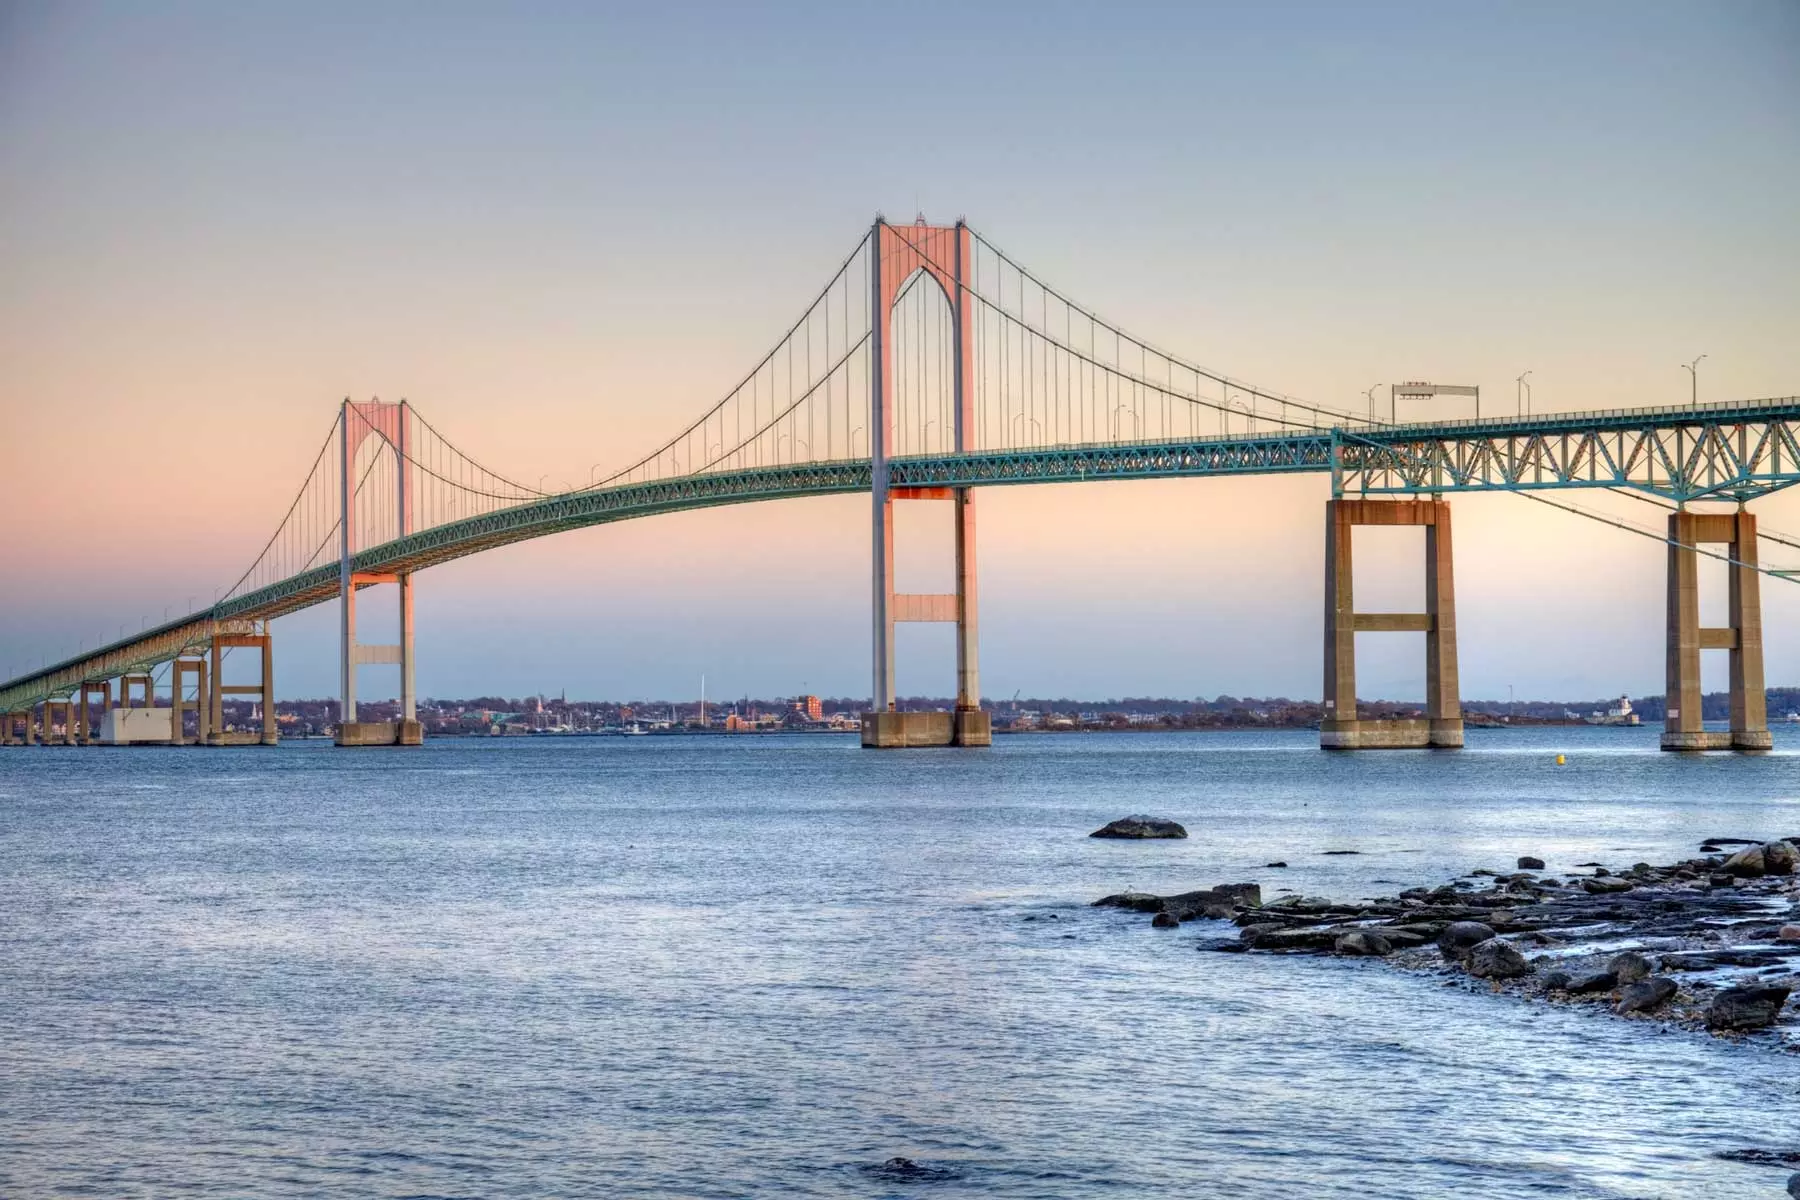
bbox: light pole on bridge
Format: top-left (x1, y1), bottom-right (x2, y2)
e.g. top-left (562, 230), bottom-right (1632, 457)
top-left (1516, 370), bottom-right (1532, 418)
top-left (1364, 384), bottom-right (1383, 425)
top-left (1683, 355), bottom-right (1706, 407)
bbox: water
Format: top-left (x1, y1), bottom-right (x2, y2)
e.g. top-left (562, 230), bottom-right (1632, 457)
top-left (1, 727), bottom-right (1797, 1198)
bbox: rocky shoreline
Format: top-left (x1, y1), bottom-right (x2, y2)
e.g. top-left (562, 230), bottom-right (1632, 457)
top-left (1096, 837), bottom-right (1800, 1044)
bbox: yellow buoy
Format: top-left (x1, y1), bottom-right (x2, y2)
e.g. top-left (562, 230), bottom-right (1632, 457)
top-left (1555, 754), bottom-right (1566, 765)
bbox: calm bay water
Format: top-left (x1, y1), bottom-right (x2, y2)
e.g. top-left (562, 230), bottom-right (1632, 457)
top-left (1, 727), bottom-right (1797, 1198)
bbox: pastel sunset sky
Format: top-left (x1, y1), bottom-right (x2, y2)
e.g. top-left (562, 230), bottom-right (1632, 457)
top-left (2, 1), bottom-right (1797, 704)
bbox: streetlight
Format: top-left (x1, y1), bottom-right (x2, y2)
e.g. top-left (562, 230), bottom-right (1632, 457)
top-left (1364, 384), bottom-right (1382, 425)
top-left (1683, 355), bottom-right (1706, 407)
top-left (1515, 370), bottom-right (1532, 418)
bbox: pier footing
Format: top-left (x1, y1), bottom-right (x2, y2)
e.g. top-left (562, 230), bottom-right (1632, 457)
top-left (861, 709), bottom-right (991, 748)
top-left (335, 719), bottom-right (423, 747)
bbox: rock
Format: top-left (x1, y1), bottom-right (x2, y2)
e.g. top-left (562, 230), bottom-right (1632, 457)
top-left (1321, 849), bottom-right (1361, 855)
top-left (1787, 1172), bottom-right (1800, 1200)
top-left (1090, 815), bottom-right (1187, 839)
top-left (1582, 877), bottom-right (1634, 894)
top-left (1615, 976), bottom-right (1677, 1014)
top-left (1466, 937), bottom-right (1533, 979)
top-left (1709, 874), bottom-right (1737, 889)
top-left (1265, 861), bottom-right (1288, 868)
top-left (1779, 926), bottom-right (1800, 942)
top-left (1765, 840), bottom-right (1797, 876)
top-left (1723, 844), bottom-right (1769, 877)
top-left (1151, 911), bottom-right (1180, 928)
top-left (1541, 969), bottom-right (1573, 991)
top-left (1194, 936), bottom-right (1246, 952)
top-left (1705, 985), bottom-right (1791, 1032)
top-left (1517, 855), bottom-right (1546, 870)
top-left (1334, 931), bottom-right (1392, 957)
top-left (1608, 951), bottom-right (1652, 984)
top-left (1437, 921), bottom-right (1497, 961)
top-left (1092, 891), bottom-right (1164, 912)
top-left (1094, 883), bottom-right (1260, 917)
top-left (1566, 970), bottom-right (1619, 994)
top-left (1244, 926), bottom-right (1343, 951)
top-left (1592, 866), bottom-right (1611, 877)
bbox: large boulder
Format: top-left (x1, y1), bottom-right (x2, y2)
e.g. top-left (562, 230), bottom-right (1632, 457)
top-left (1615, 976), bottom-right (1677, 1014)
top-left (1466, 937), bottom-right (1533, 979)
top-left (1437, 921), bottom-right (1497, 961)
top-left (1090, 815), bottom-right (1187, 839)
top-left (1765, 840), bottom-right (1797, 876)
top-left (1517, 855), bottom-right (1546, 870)
top-left (1723, 844), bottom-right (1769, 877)
top-left (1705, 985), bottom-right (1791, 1032)
top-left (1566, 970), bottom-right (1618, 994)
top-left (1334, 931), bottom-right (1392, 957)
top-left (1608, 951), bottom-right (1651, 984)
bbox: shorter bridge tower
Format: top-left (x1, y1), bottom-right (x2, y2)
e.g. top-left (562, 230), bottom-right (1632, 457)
top-left (1663, 508), bottom-right (1770, 751)
top-left (1320, 497), bottom-right (1463, 749)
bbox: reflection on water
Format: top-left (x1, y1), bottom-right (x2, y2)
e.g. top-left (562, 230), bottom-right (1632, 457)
top-left (0, 727), bottom-right (1796, 1198)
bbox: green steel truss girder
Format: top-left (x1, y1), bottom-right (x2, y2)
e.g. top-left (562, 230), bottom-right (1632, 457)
top-left (4, 397), bottom-right (1798, 713)
top-left (1339, 405), bottom-right (1800, 502)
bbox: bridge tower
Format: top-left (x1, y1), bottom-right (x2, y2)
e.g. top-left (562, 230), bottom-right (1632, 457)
top-left (1663, 508), bottom-right (1770, 751)
top-left (335, 399), bottom-right (422, 747)
top-left (1319, 497), bottom-right (1463, 749)
top-left (861, 218), bottom-right (991, 748)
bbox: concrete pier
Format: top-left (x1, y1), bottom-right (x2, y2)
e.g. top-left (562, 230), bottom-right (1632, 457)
top-left (78, 681), bottom-right (111, 745)
top-left (171, 658), bottom-right (208, 745)
top-left (1320, 497), bottom-right (1462, 750)
top-left (207, 632), bottom-right (278, 745)
top-left (1663, 509), bottom-right (1769, 751)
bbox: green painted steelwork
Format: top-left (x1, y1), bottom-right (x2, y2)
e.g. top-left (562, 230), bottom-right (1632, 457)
top-left (4, 396), bottom-right (1798, 713)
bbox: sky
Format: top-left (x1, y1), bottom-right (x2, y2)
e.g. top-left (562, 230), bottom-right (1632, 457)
top-left (2, 1), bottom-right (1798, 704)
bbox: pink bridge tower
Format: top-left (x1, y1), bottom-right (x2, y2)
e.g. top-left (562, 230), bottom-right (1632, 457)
top-left (861, 218), bottom-right (991, 748)
top-left (336, 398), bottom-right (422, 746)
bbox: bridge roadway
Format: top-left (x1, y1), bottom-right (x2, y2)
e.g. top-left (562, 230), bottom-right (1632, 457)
top-left (3, 396), bottom-right (1798, 720)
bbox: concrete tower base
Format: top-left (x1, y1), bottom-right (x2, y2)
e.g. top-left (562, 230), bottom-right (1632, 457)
top-left (861, 709), bottom-right (991, 748)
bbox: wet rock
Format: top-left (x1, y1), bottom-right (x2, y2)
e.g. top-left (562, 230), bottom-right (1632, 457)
top-left (1517, 855), bottom-right (1546, 870)
top-left (1151, 911), bottom-right (1180, 929)
top-left (1334, 930), bottom-right (1392, 957)
top-left (1090, 815), bottom-right (1187, 839)
top-left (1194, 936), bottom-right (1247, 953)
top-left (1321, 849), bottom-right (1361, 855)
top-left (1582, 877), bottom-right (1634, 894)
top-left (1787, 1172), bottom-right (1800, 1200)
top-left (1702, 837), bottom-right (1760, 849)
top-left (1608, 951), bottom-right (1651, 984)
top-left (1467, 937), bottom-right (1533, 979)
top-left (1766, 840), bottom-right (1797, 876)
top-left (1779, 926), bottom-right (1800, 942)
top-left (1705, 985), bottom-right (1791, 1032)
top-left (1566, 970), bottom-right (1619, 994)
top-left (1437, 921), bottom-right (1497, 961)
top-left (1615, 976), bottom-right (1677, 1014)
top-left (1723, 844), bottom-right (1769, 877)
top-left (1092, 891), bottom-right (1164, 912)
top-left (1265, 861), bottom-right (1288, 868)
top-left (1542, 969), bottom-right (1573, 991)
top-left (1245, 926), bottom-right (1343, 951)
top-left (1708, 874), bottom-right (1737, 889)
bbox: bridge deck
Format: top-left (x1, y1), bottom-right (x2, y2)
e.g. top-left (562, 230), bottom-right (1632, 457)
top-left (4, 396), bottom-right (1797, 712)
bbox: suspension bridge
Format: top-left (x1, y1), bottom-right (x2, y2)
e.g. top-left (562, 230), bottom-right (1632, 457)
top-left (3, 218), bottom-right (1798, 752)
